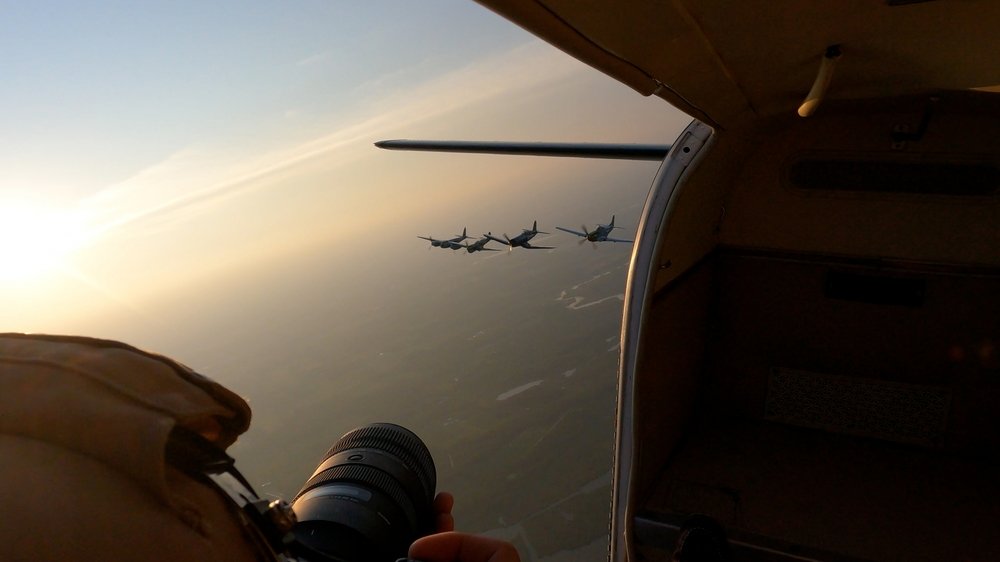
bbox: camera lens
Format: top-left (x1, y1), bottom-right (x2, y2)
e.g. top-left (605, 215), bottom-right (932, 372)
top-left (289, 423), bottom-right (436, 562)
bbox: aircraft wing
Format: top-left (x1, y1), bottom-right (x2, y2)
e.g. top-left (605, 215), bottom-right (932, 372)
top-left (555, 226), bottom-right (588, 238)
top-left (375, 140), bottom-right (669, 161)
top-left (521, 242), bottom-right (555, 250)
top-left (603, 237), bottom-right (634, 243)
top-left (416, 236), bottom-right (436, 242)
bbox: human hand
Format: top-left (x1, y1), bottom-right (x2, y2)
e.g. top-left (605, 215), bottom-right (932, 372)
top-left (433, 492), bottom-right (455, 533)
top-left (409, 532), bottom-right (520, 562)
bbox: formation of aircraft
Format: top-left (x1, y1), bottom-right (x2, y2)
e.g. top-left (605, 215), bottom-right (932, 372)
top-left (419, 219), bottom-right (632, 252)
top-left (416, 228), bottom-right (470, 250)
top-left (555, 215), bottom-right (634, 244)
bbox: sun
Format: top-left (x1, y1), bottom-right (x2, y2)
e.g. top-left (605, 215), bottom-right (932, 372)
top-left (0, 201), bottom-right (89, 284)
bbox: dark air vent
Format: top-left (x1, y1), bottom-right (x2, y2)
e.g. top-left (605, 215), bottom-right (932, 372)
top-left (789, 159), bottom-right (1000, 196)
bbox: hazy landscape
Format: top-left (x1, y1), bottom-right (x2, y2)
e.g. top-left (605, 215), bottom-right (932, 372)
top-left (71, 154), bottom-right (666, 561)
top-left (261, 177), bottom-right (646, 561)
top-left (223, 233), bottom-right (631, 560)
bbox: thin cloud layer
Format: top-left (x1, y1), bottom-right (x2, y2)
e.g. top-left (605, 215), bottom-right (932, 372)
top-left (82, 41), bottom-right (586, 245)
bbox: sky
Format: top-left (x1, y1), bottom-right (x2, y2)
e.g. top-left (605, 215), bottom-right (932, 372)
top-left (0, 1), bottom-right (689, 336)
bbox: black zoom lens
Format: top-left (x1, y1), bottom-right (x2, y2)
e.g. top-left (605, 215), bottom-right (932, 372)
top-left (289, 423), bottom-right (437, 562)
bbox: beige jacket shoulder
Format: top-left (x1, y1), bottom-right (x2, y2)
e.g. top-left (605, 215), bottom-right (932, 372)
top-left (0, 334), bottom-right (263, 562)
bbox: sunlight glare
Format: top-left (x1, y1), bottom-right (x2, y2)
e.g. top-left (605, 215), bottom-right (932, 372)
top-left (0, 201), bottom-right (89, 284)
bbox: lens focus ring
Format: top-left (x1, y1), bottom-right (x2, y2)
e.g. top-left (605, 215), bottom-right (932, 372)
top-left (325, 424), bottom-right (436, 501)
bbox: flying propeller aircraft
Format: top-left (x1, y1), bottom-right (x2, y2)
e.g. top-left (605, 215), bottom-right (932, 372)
top-left (416, 227), bottom-right (470, 250)
top-left (484, 220), bottom-right (554, 250)
top-left (556, 215), bottom-right (633, 244)
top-left (462, 234), bottom-right (500, 253)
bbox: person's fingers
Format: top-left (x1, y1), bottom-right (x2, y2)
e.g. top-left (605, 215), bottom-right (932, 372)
top-left (436, 511), bottom-right (455, 533)
top-left (433, 492), bottom-right (455, 514)
top-left (409, 532), bottom-right (520, 562)
top-left (433, 492), bottom-right (455, 532)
